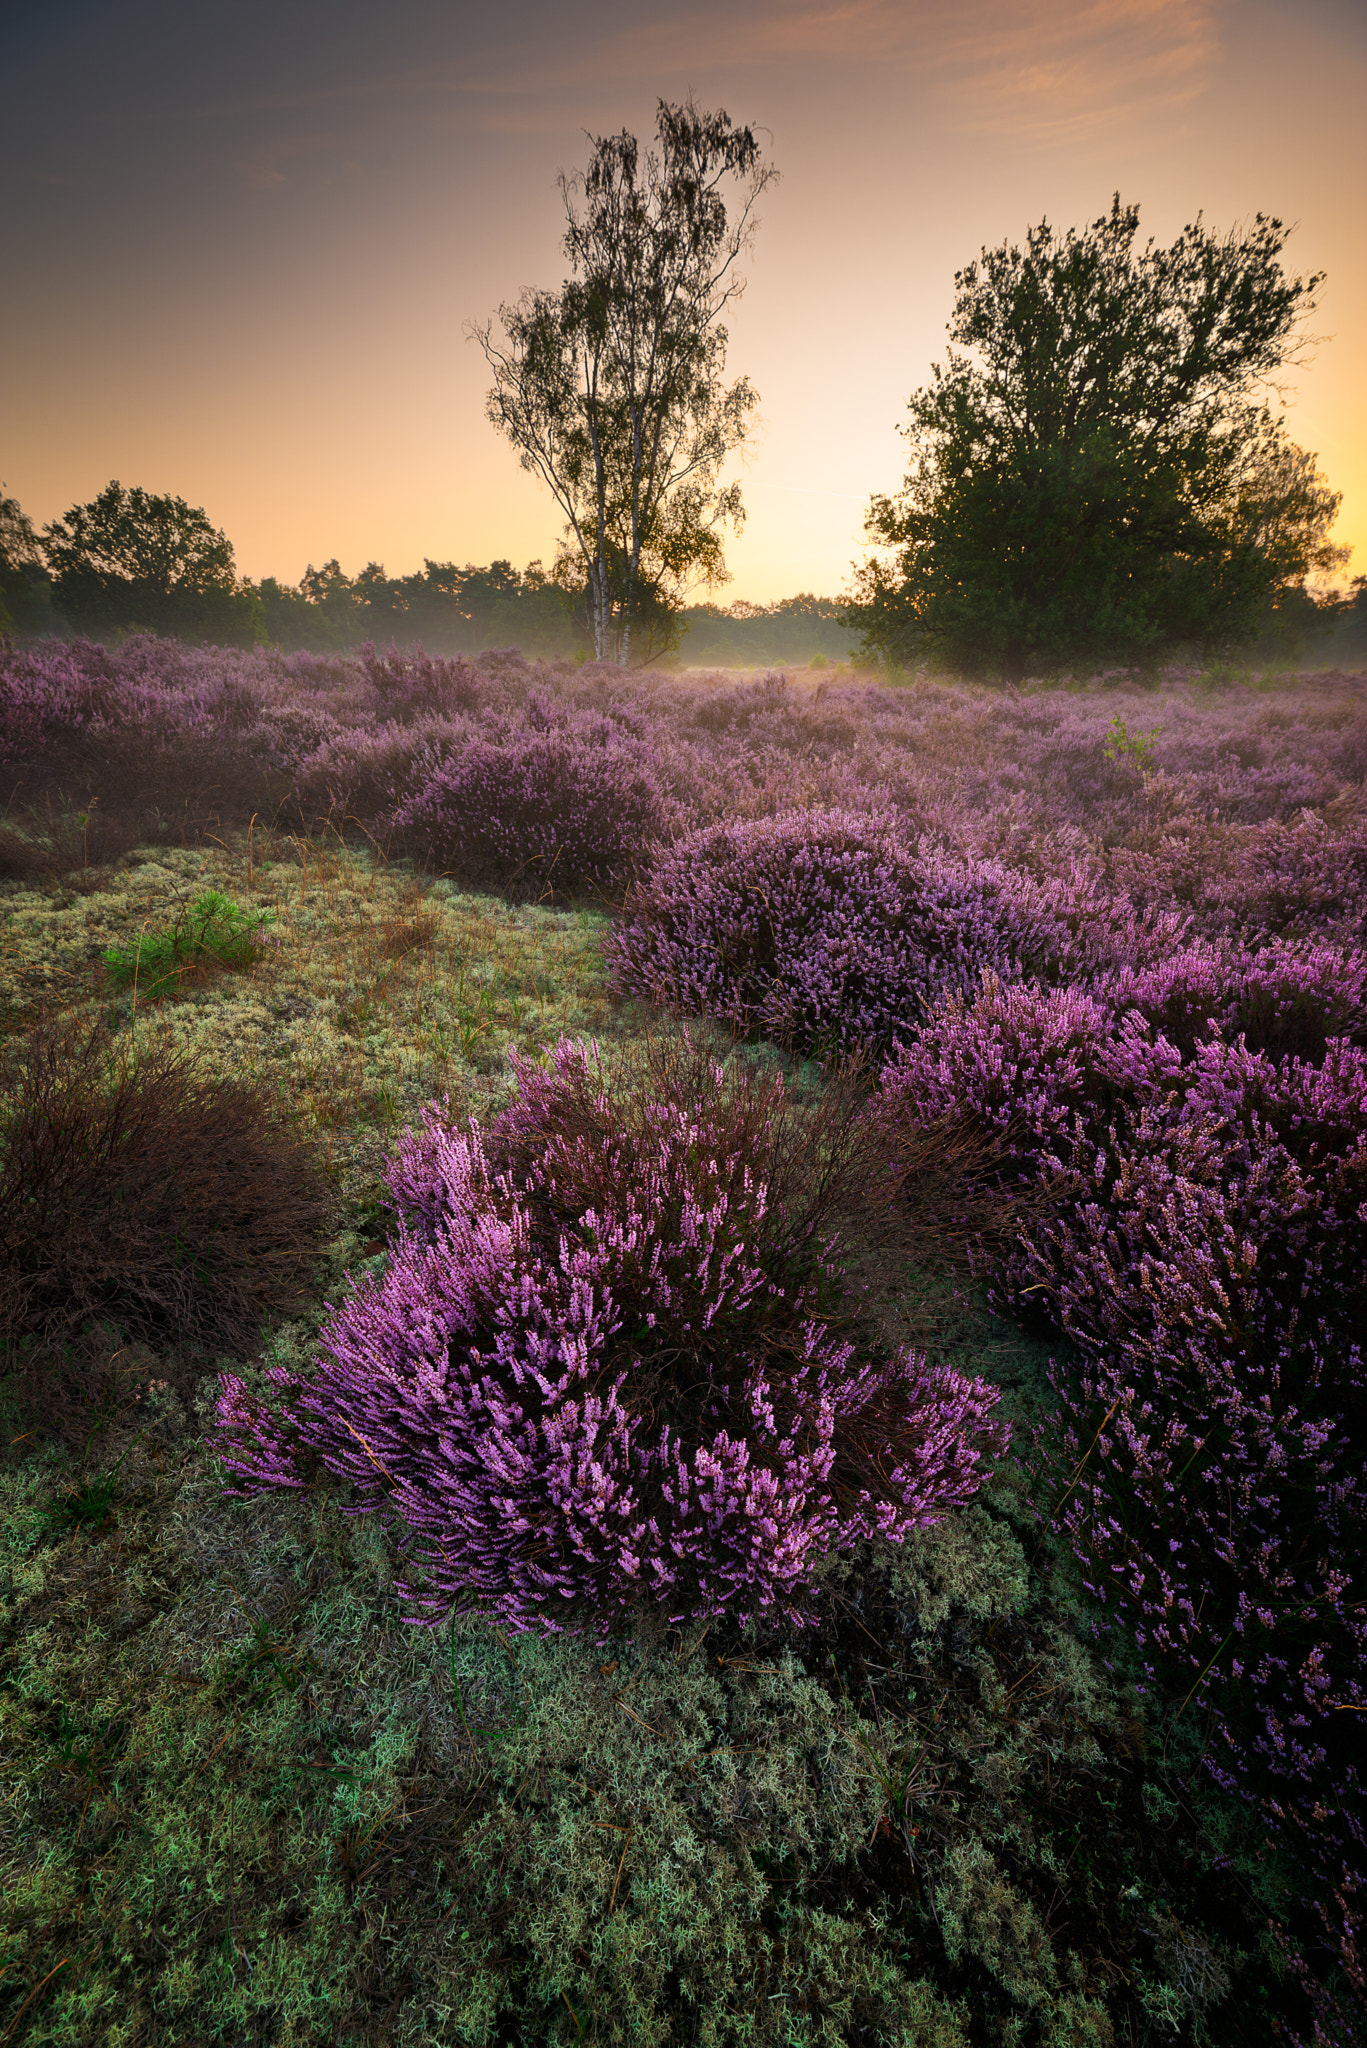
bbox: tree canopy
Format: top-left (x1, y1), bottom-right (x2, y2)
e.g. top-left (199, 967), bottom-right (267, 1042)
top-left (41, 481), bottom-right (263, 645)
top-left (847, 198), bottom-right (1347, 678)
top-left (0, 487), bottom-right (61, 637)
top-left (475, 98), bottom-right (776, 664)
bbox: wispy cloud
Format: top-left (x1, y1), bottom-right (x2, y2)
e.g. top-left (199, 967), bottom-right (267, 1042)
top-left (939, 0), bottom-right (1220, 143)
top-left (49, 0), bottom-right (1226, 192)
top-left (459, 0), bottom-right (1218, 127)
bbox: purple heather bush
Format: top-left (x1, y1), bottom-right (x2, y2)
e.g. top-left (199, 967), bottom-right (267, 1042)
top-left (394, 711), bottom-right (671, 895)
top-left (5, 636), bottom-right (1366, 921)
top-left (292, 712), bottom-right (472, 837)
top-left (356, 640), bottom-right (488, 722)
top-left (880, 961), bottom-right (1367, 1916)
top-left (607, 806), bottom-right (1103, 1057)
top-left (216, 1036), bottom-right (1008, 1634)
top-left (881, 937), bottom-right (1367, 1154)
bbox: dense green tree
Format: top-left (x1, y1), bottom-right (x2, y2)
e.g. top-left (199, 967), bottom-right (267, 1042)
top-left (42, 481), bottom-right (263, 645)
top-left (475, 98), bottom-right (776, 664)
top-left (847, 198), bottom-right (1344, 678)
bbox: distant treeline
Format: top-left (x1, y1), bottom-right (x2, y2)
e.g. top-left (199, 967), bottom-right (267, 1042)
top-left (2, 479), bottom-right (1358, 670)
top-left (256, 559), bottom-right (859, 665)
top-left (0, 480), bottom-right (860, 666)
top-left (259, 558), bottom-right (577, 657)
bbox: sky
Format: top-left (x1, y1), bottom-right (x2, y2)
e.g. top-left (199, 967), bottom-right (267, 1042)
top-left (3, 0), bottom-right (1364, 606)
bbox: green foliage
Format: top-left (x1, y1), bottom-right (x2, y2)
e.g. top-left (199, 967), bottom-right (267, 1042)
top-left (1100, 715), bottom-right (1159, 772)
top-left (41, 480), bottom-right (264, 646)
top-left (848, 197), bottom-right (1344, 678)
top-left (102, 888), bottom-right (276, 1000)
top-left (32, 1443), bottom-right (132, 1536)
top-left (4, 1357), bottom-right (1301, 2046)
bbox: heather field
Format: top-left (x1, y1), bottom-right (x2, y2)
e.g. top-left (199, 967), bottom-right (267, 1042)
top-left (1, 636), bottom-right (1365, 2047)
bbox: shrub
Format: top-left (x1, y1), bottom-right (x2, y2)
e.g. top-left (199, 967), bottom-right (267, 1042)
top-left (290, 713), bottom-right (469, 836)
top-left (1109, 806), bottom-right (1367, 944)
top-left (0, 1012), bottom-right (336, 1443)
top-left (394, 715), bottom-right (669, 896)
top-left (881, 939), bottom-right (1367, 1162)
top-left (0, 797), bottom-right (146, 887)
top-left (216, 1035), bottom-right (1008, 1633)
top-left (1007, 1065), bottom-right (1367, 1920)
top-left (357, 640), bottom-right (487, 722)
top-left (880, 973), bottom-right (1367, 1917)
top-left (1104, 934), bottom-right (1367, 1060)
top-left (102, 889), bottom-right (277, 1001)
top-left (879, 976), bottom-right (1115, 1166)
top-left (609, 807), bottom-right (1084, 1058)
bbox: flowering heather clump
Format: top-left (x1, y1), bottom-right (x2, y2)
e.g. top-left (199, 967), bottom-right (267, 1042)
top-left (881, 965), bottom-right (1367, 1914)
top-left (1103, 935), bottom-right (1367, 1060)
top-left (1108, 805), bottom-right (1367, 945)
top-left (356, 641), bottom-right (491, 722)
top-left (1011, 1089), bottom-right (1367, 1917)
top-left (609, 807), bottom-right (1087, 1057)
top-left (882, 937), bottom-right (1367, 1158)
top-left (394, 714), bottom-right (670, 895)
top-left (878, 976), bottom-right (1115, 1165)
top-left (216, 1036), bottom-right (1008, 1634)
top-left (291, 712), bottom-right (472, 836)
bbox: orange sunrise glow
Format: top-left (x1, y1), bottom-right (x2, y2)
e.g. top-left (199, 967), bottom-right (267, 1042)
top-left (3, 0), bottom-right (1363, 605)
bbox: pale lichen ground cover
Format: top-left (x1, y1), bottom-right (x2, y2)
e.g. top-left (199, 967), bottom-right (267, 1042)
top-left (0, 829), bottom-right (622, 1208)
top-left (0, 830), bottom-right (1300, 2046)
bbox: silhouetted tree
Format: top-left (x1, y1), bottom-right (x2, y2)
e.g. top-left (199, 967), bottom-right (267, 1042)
top-left (848, 198), bottom-right (1344, 678)
top-left (475, 99), bottom-right (777, 664)
top-left (42, 480), bottom-right (263, 645)
top-left (0, 486), bottom-right (61, 636)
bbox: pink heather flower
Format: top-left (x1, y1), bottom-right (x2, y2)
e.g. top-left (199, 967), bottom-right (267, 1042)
top-left (218, 1038), bottom-right (1007, 1635)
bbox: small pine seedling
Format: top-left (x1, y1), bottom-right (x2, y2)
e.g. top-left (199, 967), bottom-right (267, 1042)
top-left (103, 889), bottom-right (277, 1001)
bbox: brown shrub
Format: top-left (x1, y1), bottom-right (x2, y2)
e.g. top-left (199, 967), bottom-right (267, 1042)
top-left (2, 728), bottom-right (293, 881)
top-left (0, 795), bottom-right (146, 889)
top-left (0, 1010), bottom-right (338, 1444)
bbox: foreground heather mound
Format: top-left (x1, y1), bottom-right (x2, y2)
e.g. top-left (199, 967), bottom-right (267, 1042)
top-left (881, 950), bottom-right (1367, 1935)
top-left (217, 1035), bottom-right (1008, 1632)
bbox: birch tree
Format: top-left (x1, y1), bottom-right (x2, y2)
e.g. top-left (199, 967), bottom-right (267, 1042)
top-left (474, 99), bottom-right (776, 664)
